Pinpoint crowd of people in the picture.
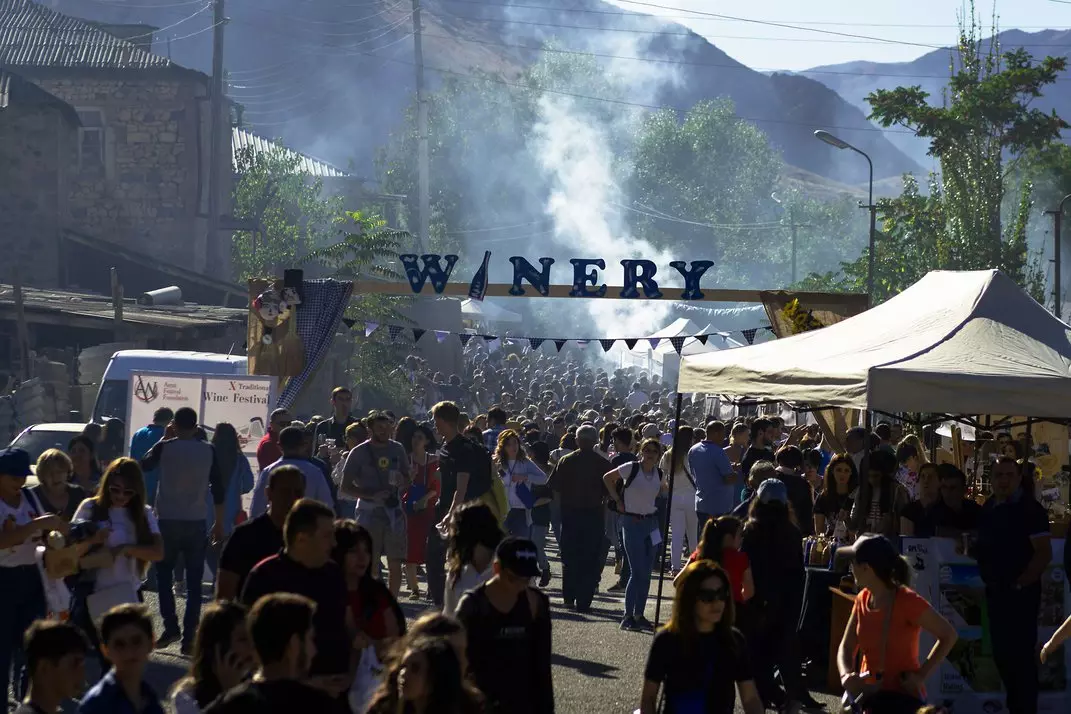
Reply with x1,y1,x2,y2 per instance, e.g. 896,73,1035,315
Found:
1,342,1070,714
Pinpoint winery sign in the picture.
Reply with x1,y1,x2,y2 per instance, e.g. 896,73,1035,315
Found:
400,252,716,300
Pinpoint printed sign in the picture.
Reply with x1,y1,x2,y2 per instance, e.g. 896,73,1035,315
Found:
126,374,204,441
904,537,1069,713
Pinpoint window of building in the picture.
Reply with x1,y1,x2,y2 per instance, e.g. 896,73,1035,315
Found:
76,109,106,169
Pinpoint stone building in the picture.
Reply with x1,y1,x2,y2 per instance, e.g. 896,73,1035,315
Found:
0,0,231,286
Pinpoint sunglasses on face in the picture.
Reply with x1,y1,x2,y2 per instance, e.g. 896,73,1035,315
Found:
109,485,136,498
696,586,729,603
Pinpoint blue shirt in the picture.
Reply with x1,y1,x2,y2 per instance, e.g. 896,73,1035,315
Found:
250,457,335,517
129,424,165,504
78,669,164,714
688,440,735,515
483,426,505,453
208,456,255,536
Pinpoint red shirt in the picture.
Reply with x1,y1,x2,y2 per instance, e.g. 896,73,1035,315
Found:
347,581,394,640
686,546,750,603
256,432,282,471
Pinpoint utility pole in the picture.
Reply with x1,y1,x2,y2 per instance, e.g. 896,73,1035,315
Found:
206,0,227,274
412,0,429,252
1045,194,1071,320
789,206,798,284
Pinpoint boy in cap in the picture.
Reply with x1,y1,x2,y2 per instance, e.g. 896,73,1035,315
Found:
456,537,554,714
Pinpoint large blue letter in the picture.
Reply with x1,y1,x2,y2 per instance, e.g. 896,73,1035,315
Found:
509,256,555,296
399,254,459,294
569,259,607,298
669,260,714,300
620,259,663,299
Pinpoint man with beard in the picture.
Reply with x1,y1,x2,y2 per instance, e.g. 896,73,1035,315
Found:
740,418,775,485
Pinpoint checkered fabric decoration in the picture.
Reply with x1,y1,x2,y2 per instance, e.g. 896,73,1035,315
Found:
459,333,473,346
742,328,758,345
670,336,686,354
599,339,616,352
277,279,354,409
528,338,545,350
388,325,404,341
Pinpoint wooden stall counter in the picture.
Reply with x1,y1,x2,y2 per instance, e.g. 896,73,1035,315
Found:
827,586,857,692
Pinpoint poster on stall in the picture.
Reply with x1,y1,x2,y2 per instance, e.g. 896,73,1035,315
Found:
126,372,276,466
905,537,1069,714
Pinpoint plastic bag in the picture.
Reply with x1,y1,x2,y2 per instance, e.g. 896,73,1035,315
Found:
348,645,383,714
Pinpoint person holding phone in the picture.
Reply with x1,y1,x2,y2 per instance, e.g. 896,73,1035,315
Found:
169,602,254,713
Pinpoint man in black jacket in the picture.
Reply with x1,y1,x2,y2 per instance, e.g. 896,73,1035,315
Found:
773,446,815,536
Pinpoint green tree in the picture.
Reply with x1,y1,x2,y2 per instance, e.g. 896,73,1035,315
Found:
230,145,347,281
820,14,1067,303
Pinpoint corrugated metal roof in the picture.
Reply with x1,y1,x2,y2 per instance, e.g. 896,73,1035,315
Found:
232,127,351,178
0,67,78,123
0,0,173,70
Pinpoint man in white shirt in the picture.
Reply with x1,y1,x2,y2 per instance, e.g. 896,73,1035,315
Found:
625,383,648,411
250,427,334,517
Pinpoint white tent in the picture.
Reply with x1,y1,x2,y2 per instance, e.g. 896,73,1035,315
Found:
677,270,1071,418
656,322,744,357
460,298,522,324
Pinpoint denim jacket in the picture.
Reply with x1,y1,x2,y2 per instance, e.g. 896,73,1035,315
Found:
78,669,165,714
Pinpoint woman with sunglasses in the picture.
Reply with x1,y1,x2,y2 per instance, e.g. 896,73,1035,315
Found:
604,437,664,631
640,560,763,714
71,458,164,661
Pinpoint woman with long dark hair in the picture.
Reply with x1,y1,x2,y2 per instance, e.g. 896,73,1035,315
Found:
366,636,484,714
67,434,102,493
741,479,806,711
679,515,754,604
493,429,548,540
169,601,254,713
395,417,419,457
813,454,858,539
97,418,126,468
443,502,503,616
640,560,763,714
332,520,404,657
849,450,910,539
838,535,957,713
403,423,440,600
661,426,696,576
209,423,255,541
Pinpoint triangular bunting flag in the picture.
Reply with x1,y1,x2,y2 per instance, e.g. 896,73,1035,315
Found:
364,321,379,337
765,325,776,333
648,337,661,350
742,328,757,345
434,330,449,343
624,338,638,350
342,317,355,328
412,328,426,343
599,338,616,352
554,339,568,352
482,334,496,342
696,334,709,345
458,333,473,346
670,335,686,354
576,339,590,348
388,324,404,341
529,338,545,350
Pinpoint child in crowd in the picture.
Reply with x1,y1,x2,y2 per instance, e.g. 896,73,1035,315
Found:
15,621,89,714
78,604,164,714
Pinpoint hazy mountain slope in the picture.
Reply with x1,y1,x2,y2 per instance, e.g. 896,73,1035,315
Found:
41,0,920,183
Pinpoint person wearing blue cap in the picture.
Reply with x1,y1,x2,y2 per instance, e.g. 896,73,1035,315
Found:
0,447,71,702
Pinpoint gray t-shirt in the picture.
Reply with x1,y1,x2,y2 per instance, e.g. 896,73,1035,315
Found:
342,439,410,509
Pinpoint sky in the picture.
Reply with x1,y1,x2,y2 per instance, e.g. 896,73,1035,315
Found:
604,0,1071,71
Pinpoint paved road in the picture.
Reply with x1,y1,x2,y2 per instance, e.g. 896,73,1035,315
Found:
125,536,841,713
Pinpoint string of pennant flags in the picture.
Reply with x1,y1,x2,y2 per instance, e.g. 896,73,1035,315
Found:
340,318,777,354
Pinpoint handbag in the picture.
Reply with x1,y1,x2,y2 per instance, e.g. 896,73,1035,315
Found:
87,580,140,624
404,456,429,515
842,591,924,714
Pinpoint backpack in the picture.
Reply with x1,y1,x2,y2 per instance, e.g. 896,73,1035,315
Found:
464,441,506,524
608,462,664,514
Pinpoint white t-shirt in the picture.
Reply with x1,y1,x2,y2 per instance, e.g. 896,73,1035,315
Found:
0,491,41,567
73,502,160,589
660,451,695,506
616,462,661,516
443,563,492,616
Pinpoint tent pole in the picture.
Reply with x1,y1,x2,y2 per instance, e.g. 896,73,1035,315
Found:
654,392,685,627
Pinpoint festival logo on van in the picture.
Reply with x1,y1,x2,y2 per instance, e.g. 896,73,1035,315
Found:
133,375,159,404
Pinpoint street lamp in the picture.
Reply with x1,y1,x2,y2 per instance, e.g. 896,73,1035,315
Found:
815,130,876,306
1044,194,1071,320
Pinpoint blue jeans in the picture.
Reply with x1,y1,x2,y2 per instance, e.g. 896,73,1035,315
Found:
621,514,658,619
0,565,45,701
530,524,550,572
505,508,530,539
157,519,207,643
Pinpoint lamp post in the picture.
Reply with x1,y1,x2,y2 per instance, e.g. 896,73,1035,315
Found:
815,130,876,306
1044,194,1071,320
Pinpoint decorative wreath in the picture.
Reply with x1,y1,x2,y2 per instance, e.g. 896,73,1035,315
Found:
781,298,825,335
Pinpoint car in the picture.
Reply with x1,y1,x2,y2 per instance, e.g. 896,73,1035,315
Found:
7,422,87,484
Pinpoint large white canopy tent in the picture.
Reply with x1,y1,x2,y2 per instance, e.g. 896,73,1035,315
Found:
460,298,522,324
677,270,1071,419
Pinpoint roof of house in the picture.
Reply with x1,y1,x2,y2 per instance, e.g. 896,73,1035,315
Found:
0,283,247,333
232,127,352,179
0,0,181,72
0,67,79,123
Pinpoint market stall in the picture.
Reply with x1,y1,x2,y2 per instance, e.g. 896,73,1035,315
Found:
666,269,1071,711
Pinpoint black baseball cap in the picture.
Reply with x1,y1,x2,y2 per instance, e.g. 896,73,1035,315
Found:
495,537,542,578
838,534,899,569
0,448,32,478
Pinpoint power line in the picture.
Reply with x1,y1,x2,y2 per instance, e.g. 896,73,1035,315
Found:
75,0,207,7
446,218,554,234
227,14,414,54
166,18,224,43
236,0,408,26
115,2,211,41
611,201,782,229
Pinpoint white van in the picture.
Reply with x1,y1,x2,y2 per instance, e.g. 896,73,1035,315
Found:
91,350,247,422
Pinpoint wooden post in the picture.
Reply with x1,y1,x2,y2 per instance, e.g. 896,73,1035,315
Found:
110,267,124,341
12,274,31,381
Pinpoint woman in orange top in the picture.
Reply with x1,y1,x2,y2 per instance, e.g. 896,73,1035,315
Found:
837,535,957,713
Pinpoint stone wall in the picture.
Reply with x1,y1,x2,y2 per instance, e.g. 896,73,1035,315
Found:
33,76,231,281
0,104,75,288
